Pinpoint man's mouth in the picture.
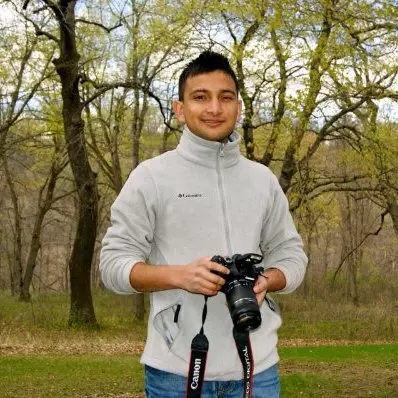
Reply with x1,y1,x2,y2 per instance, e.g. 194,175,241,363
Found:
202,120,224,126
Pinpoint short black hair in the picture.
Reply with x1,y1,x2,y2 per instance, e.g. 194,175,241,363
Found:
178,51,239,100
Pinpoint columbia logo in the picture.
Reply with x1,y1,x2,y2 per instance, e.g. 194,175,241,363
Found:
177,193,203,198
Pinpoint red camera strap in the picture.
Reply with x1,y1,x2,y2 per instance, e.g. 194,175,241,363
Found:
233,327,254,398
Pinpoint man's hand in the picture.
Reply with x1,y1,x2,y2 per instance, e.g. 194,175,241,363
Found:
178,256,230,296
253,274,269,306
253,268,286,305
129,257,229,294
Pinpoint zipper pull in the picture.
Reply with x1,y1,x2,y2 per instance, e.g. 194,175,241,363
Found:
219,143,225,157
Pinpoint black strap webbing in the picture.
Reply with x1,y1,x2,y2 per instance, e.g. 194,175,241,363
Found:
185,297,209,398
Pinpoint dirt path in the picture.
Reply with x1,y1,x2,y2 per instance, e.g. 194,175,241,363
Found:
0,338,145,356
1,337,393,356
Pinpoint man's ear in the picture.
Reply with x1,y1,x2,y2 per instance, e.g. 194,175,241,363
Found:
237,99,242,121
173,100,185,124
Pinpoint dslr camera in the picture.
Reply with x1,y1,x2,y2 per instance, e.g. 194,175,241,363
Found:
211,253,264,332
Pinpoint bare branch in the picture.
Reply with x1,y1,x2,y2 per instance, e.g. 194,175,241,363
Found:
332,210,388,281
50,189,77,206
22,0,31,10
32,6,48,14
146,89,181,133
40,0,63,22
81,77,180,133
349,23,398,39
23,15,60,43
81,80,139,107
289,174,377,211
1,69,56,134
221,13,237,44
75,18,123,33
312,173,369,187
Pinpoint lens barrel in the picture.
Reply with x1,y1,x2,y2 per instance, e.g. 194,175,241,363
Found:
225,279,261,332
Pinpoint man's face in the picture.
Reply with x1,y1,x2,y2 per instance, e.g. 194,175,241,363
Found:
173,70,242,141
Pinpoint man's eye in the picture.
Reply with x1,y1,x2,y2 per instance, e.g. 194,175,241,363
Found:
193,95,206,101
222,96,234,101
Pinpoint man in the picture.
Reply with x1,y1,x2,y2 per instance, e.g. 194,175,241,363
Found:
100,51,307,397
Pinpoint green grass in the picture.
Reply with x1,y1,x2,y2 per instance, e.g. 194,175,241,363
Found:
1,346,397,397
277,294,398,342
280,344,398,364
0,291,147,341
279,345,398,397
1,291,398,397
1,291,396,342
0,355,144,397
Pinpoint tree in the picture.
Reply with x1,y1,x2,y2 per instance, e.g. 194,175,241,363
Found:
21,0,121,326
0,10,54,295
81,0,193,319
19,134,69,301
195,0,398,202
81,0,190,193
0,0,394,305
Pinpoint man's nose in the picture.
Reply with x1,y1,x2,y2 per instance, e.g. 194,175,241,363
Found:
207,98,222,114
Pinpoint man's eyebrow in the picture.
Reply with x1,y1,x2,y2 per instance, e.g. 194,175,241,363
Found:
190,89,209,95
189,89,237,96
219,89,237,95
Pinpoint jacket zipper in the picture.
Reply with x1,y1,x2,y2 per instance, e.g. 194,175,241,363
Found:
216,143,233,255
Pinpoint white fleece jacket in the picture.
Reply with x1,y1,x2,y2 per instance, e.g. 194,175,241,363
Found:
100,127,307,380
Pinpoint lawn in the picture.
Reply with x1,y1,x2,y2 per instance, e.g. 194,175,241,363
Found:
1,345,397,397
279,344,398,397
1,291,397,397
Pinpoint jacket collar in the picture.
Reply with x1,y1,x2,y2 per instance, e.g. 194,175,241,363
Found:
176,126,241,168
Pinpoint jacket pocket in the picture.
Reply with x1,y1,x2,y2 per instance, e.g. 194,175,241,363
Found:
153,302,183,349
264,294,280,315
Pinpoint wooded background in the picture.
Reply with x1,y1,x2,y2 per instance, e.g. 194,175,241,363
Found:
1,0,397,327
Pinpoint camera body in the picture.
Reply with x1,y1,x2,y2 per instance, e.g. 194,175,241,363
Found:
211,253,264,332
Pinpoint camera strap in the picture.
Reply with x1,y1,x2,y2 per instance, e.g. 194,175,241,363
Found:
185,297,255,398
185,296,209,398
233,327,254,398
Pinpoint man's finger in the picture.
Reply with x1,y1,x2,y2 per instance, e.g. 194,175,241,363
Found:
209,262,230,275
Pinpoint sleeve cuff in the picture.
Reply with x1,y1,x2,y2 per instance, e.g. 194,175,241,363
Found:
115,259,145,295
265,263,301,294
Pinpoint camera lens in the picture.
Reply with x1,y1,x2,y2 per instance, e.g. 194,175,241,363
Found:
225,279,262,332
235,310,261,331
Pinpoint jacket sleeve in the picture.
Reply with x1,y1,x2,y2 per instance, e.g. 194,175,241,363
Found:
99,163,157,295
260,173,308,294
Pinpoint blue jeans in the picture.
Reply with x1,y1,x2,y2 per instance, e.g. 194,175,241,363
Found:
145,363,280,397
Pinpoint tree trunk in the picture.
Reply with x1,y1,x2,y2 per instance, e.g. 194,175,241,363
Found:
347,254,359,306
131,86,149,170
323,222,331,280
132,294,145,321
129,49,149,319
53,0,98,327
3,156,23,296
338,194,361,306
278,4,332,192
262,28,287,167
160,128,172,154
302,231,312,297
19,158,63,301
131,86,146,319
387,200,398,237
233,25,261,161
19,222,41,302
